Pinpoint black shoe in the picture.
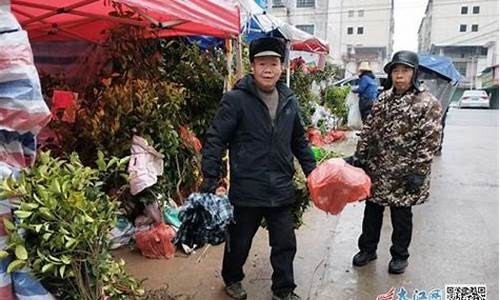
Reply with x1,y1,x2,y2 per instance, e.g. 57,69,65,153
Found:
352,251,377,267
388,258,408,274
225,282,247,300
272,291,301,300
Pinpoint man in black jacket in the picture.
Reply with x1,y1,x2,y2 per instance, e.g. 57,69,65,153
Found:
201,37,316,300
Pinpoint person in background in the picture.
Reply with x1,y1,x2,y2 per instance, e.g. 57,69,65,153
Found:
352,61,379,122
345,50,443,275
201,37,316,300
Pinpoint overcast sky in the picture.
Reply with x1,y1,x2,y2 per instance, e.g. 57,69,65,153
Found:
393,0,428,52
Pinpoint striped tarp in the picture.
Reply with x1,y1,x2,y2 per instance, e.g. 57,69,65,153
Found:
0,6,55,298
0,8,50,169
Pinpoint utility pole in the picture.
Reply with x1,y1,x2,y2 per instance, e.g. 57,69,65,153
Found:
470,55,475,90
339,0,345,75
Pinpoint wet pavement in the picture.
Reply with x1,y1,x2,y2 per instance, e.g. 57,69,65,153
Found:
312,108,499,299
115,203,340,300
116,108,498,300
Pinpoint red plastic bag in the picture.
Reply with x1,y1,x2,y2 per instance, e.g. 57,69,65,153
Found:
51,90,78,123
135,223,176,259
307,158,371,215
323,130,346,144
307,128,324,147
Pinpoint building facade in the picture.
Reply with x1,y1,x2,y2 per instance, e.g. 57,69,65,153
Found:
269,0,394,75
418,0,499,88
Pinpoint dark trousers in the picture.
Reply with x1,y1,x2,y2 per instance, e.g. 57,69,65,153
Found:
358,200,413,260
222,205,296,294
359,97,374,122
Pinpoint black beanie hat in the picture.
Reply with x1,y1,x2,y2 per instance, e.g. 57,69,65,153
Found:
249,37,286,63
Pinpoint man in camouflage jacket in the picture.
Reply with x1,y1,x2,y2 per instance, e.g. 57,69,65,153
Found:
348,50,442,274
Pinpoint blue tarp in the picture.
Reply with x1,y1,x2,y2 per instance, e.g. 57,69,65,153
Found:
185,15,280,49
243,16,276,43
418,54,464,85
185,36,223,49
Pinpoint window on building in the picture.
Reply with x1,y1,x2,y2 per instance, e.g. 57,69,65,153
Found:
460,24,467,32
296,0,315,8
358,9,364,17
348,10,354,17
455,62,467,76
347,27,353,35
461,6,468,14
473,6,480,14
272,0,285,8
296,24,315,35
472,24,479,32
357,27,364,34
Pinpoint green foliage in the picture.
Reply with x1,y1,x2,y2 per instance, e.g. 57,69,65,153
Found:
0,151,143,299
160,38,226,138
41,29,225,205
88,79,186,158
310,63,343,88
323,86,351,128
103,25,162,81
290,62,341,128
290,67,318,127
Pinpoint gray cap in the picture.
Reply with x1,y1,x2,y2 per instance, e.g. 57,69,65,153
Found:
253,50,282,58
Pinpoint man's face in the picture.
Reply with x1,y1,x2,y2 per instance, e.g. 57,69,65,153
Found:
391,64,414,94
251,56,283,92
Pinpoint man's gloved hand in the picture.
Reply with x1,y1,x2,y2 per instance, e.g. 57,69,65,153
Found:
404,174,425,193
344,156,355,166
344,156,365,170
201,177,218,194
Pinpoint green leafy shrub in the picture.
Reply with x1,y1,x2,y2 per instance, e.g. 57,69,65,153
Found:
323,86,351,128
0,152,143,299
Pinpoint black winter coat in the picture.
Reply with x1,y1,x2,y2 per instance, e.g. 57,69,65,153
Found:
201,75,316,207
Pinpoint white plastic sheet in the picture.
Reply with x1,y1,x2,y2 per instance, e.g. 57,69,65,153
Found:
346,92,363,130
311,102,335,130
128,135,165,195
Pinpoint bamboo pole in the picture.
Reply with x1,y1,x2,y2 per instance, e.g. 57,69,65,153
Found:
224,38,234,93
235,35,243,81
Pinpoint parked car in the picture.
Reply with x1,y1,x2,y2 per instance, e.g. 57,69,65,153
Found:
458,90,490,109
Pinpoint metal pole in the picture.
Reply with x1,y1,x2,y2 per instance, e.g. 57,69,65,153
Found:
470,56,474,90
286,41,291,87
339,0,344,73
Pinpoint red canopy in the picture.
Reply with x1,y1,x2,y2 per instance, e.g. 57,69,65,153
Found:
10,0,240,42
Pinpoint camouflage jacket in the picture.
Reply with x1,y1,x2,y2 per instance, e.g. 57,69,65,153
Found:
356,88,443,207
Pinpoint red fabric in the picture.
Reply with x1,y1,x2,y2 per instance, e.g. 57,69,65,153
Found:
0,152,31,169
11,0,240,42
0,107,51,134
0,284,14,300
135,223,176,259
291,38,329,54
307,158,371,215
0,39,32,70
